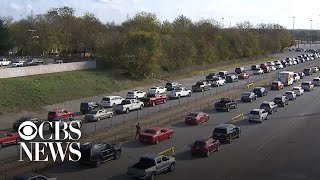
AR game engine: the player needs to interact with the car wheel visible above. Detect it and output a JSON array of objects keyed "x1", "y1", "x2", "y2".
[
  {"x1": 113, "y1": 150, "x2": 121, "y2": 160},
  {"x1": 168, "y1": 134, "x2": 173, "y2": 139},
  {"x1": 95, "y1": 159, "x2": 101, "y2": 168},
  {"x1": 126, "y1": 108, "x2": 130, "y2": 114},
  {"x1": 150, "y1": 172, "x2": 156, "y2": 180},
  {"x1": 178, "y1": 95, "x2": 181, "y2": 99},
  {"x1": 265, "y1": 116, "x2": 268, "y2": 120},
  {"x1": 155, "y1": 139, "x2": 159, "y2": 145},
  {"x1": 234, "y1": 104, "x2": 237, "y2": 109},
  {"x1": 163, "y1": 99, "x2": 166, "y2": 103},
  {"x1": 140, "y1": 105, "x2": 143, "y2": 110},
  {"x1": 97, "y1": 117, "x2": 100, "y2": 122},
  {"x1": 151, "y1": 101, "x2": 155, "y2": 107},
  {"x1": 206, "y1": 150, "x2": 210, "y2": 157},
  {"x1": 227, "y1": 108, "x2": 230, "y2": 112},
  {"x1": 168, "y1": 163, "x2": 175, "y2": 172},
  {"x1": 228, "y1": 135, "x2": 232, "y2": 144},
  {"x1": 188, "y1": 93, "x2": 191, "y2": 97},
  {"x1": 109, "y1": 113, "x2": 113, "y2": 118},
  {"x1": 237, "y1": 132, "x2": 241, "y2": 138},
  {"x1": 70, "y1": 114, "x2": 74, "y2": 118}
]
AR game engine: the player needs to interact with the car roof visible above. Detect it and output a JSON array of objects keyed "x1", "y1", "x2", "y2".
[
  {"x1": 146, "y1": 127, "x2": 162, "y2": 131},
  {"x1": 286, "y1": 91, "x2": 294, "y2": 93},
  {"x1": 49, "y1": 108, "x2": 67, "y2": 112},
  {"x1": 196, "y1": 136, "x2": 212, "y2": 142},
  {"x1": 261, "y1": 101, "x2": 271, "y2": 104},
  {"x1": 103, "y1": 95, "x2": 121, "y2": 98},
  {"x1": 251, "y1": 108, "x2": 262, "y2": 112},
  {"x1": 142, "y1": 153, "x2": 162, "y2": 159},
  {"x1": 275, "y1": 95, "x2": 284, "y2": 98},
  {"x1": 81, "y1": 142, "x2": 110, "y2": 148},
  {"x1": 15, "y1": 173, "x2": 49, "y2": 179},
  {"x1": 254, "y1": 87, "x2": 263, "y2": 89},
  {"x1": 215, "y1": 123, "x2": 235, "y2": 129}
]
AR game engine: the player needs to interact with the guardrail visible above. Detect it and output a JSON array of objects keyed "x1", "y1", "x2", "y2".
[
  {"x1": 246, "y1": 83, "x2": 254, "y2": 88},
  {"x1": 158, "y1": 147, "x2": 175, "y2": 156}
]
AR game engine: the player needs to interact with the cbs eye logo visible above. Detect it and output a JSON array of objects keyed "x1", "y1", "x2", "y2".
[{"x1": 18, "y1": 121, "x2": 38, "y2": 141}]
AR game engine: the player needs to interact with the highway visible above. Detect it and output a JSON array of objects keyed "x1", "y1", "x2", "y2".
[
  {"x1": 35, "y1": 58, "x2": 320, "y2": 179},
  {"x1": 1, "y1": 50, "x2": 319, "y2": 162}
]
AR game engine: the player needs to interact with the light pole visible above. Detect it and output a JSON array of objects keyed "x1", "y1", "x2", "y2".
[
  {"x1": 222, "y1": 18, "x2": 224, "y2": 28},
  {"x1": 292, "y1": 16, "x2": 296, "y2": 47},
  {"x1": 310, "y1": 19, "x2": 313, "y2": 48}
]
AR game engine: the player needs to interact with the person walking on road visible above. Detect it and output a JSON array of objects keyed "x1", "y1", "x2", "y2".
[{"x1": 135, "y1": 123, "x2": 141, "y2": 139}]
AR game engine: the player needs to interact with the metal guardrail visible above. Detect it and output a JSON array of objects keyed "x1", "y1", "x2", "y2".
[{"x1": 158, "y1": 147, "x2": 175, "y2": 156}]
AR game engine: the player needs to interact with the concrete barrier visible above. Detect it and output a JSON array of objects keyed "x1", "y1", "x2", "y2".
[{"x1": 0, "y1": 60, "x2": 96, "y2": 78}]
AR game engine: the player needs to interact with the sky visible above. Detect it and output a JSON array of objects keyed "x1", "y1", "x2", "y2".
[{"x1": 0, "y1": 0, "x2": 319, "y2": 29}]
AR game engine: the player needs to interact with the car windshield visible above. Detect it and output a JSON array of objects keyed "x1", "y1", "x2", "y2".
[
  {"x1": 260, "y1": 103, "x2": 269, "y2": 107},
  {"x1": 302, "y1": 83, "x2": 309, "y2": 86},
  {"x1": 250, "y1": 111, "x2": 260, "y2": 115},
  {"x1": 196, "y1": 82, "x2": 204, "y2": 86},
  {"x1": 150, "y1": 87, "x2": 157, "y2": 90},
  {"x1": 213, "y1": 128, "x2": 227, "y2": 134},
  {"x1": 144, "y1": 129, "x2": 157, "y2": 134},
  {"x1": 274, "y1": 97, "x2": 282, "y2": 101},
  {"x1": 147, "y1": 94, "x2": 156, "y2": 97},
  {"x1": 121, "y1": 100, "x2": 131, "y2": 105},
  {"x1": 242, "y1": 93, "x2": 251, "y2": 96},
  {"x1": 80, "y1": 103, "x2": 89, "y2": 108},
  {"x1": 193, "y1": 141, "x2": 206, "y2": 147},
  {"x1": 212, "y1": 77, "x2": 220, "y2": 81},
  {"x1": 102, "y1": 97, "x2": 110, "y2": 101},
  {"x1": 127, "y1": 92, "x2": 134, "y2": 94},
  {"x1": 187, "y1": 113, "x2": 198, "y2": 117},
  {"x1": 313, "y1": 79, "x2": 320, "y2": 81},
  {"x1": 88, "y1": 111, "x2": 98, "y2": 114},
  {"x1": 272, "y1": 82, "x2": 278, "y2": 85},
  {"x1": 293, "y1": 88, "x2": 300, "y2": 90},
  {"x1": 220, "y1": 98, "x2": 230, "y2": 103}
]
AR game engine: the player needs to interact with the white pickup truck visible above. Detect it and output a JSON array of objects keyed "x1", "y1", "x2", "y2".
[
  {"x1": 168, "y1": 87, "x2": 191, "y2": 99},
  {"x1": 0, "y1": 59, "x2": 11, "y2": 66},
  {"x1": 210, "y1": 76, "x2": 226, "y2": 87},
  {"x1": 113, "y1": 99, "x2": 144, "y2": 114}
]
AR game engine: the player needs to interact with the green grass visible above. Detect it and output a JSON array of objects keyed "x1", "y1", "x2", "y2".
[
  {"x1": 0, "y1": 69, "x2": 159, "y2": 113},
  {"x1": 0, "y1": 54, "x2": 280, "y2": 114}
]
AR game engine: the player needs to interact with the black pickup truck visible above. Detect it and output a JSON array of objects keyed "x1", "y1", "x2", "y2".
[
  {"x1": 214, "y1": 98, "x2": 237, "y2": 112},
  {"x1": 192, "y1": 81, "x2": 211, "y2": 92}
]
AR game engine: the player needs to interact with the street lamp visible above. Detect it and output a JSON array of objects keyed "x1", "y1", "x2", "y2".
[
  {"x1": 222, "y1": 18, "x2": 224, "y2": 28},
  {"x1": 310, "y1": 19, "x2": 313, "y2": 48},
  {"x1": 292, "y1": 16, "x2": 296, "y2": 47}
]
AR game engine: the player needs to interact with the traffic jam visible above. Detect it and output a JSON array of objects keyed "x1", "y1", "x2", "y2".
[{"x1": 3, "y1": 51, "x2": 320, "y2": 180}]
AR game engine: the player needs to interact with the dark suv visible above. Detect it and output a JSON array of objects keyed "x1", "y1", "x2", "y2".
[
  {"x1": 212, "y1": 124, "x2": 241, "y2": 144},
  {"x1": 78, "y1": 142, "x2": 122, "y2": 168},
  {"x1": 253, "y1": 87, "x2": 268, "y2": 97},
  {"x1": 80, "y1": 101, "x2": 99, "y2": 114},
  {"x1": 303, "y1": 68, "x2": 313, "y2": 76},
  {"x1": 273, "y1": 95, "x2": 289, "y2": 107},
  {"x1": 226, "y1": 74, "x2": 238, "y2": 83}
]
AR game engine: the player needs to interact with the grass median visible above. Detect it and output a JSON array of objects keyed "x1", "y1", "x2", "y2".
[{"x1": 0, "y1": 54, "x2": 279, "y2": 114}]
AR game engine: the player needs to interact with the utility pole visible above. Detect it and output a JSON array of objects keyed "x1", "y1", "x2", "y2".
[
  {"x1": 222, "y1": 17, "x2": 224, "y2": 28},
  {"x1": 310, "y1": 19, "x2": 313, "y2": 48},
  {"x1": 292, "y1": 16, "x2": 296, "y2": 47}
]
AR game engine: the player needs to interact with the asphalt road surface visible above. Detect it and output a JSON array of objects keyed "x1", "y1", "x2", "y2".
[
  {"x1": 1, "y1": 50, "x2": 319, "y2": 162},
  {"x1": 35, "y1": 59, "x2": 320, "y2": 179}
]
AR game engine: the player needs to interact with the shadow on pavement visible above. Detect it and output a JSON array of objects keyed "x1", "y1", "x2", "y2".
[
  {"x1": 174, "y1": 150, "x2": 194, "y2": 161},
  {"x1": 170, "y1": 121, "x2": 188, "y2": 128},
  {"x1": 108, "y1": 173, "x2": 129, "y2": 180},
  {"x1": 41, "y1": 161, "x2": 86, "y2": 174},
  {"x1": 121, "y1": 139, "x2": 150, "y2": 149}
]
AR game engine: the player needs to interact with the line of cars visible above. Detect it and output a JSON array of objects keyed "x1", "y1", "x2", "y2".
[
  {"x1": 8, "y1": 52, "x2": 320, "y2": 179},
  {"x1": 0, "y1": 58, "x2": 44, "y2": 67}
]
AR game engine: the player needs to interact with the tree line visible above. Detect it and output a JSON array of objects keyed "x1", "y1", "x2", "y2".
[{"x1": 0, "y1": 6, "x2": 293, "y2": 78}]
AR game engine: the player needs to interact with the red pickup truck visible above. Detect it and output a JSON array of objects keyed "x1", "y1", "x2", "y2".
[
  {"x1": 0, "y1": 131, "x2": 20, "y2": 149},
  {"x1": 141, "y1": 94, "x2": 167, "y2": 107}
]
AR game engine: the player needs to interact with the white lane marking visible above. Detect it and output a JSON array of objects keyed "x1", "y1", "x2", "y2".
[
  {"x1": 256, "y1": 136, "x2": 277, "y2": 151},
  {"x1": 300, "y1": 113, "x2": 305, "y2": 117}
]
